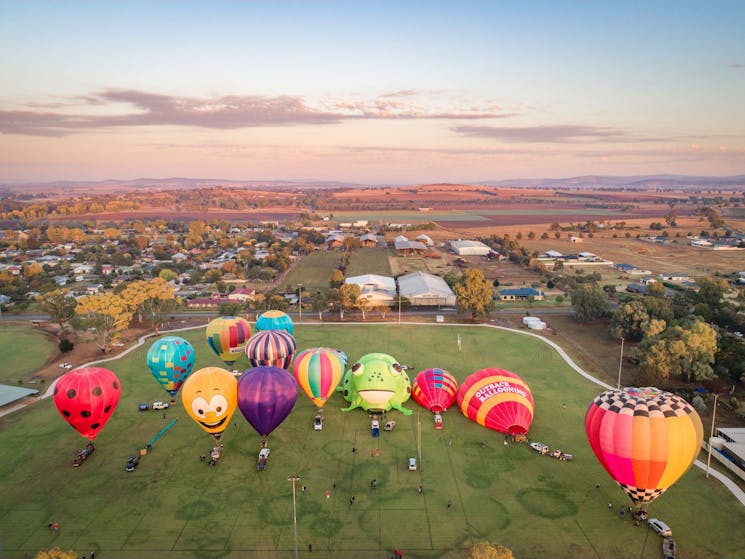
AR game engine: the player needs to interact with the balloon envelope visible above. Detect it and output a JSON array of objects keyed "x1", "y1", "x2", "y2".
[
  {"x1": 293, "y1": 347, "x2": 345, "y2": 408},
  {"x1": 181, "y1": 367, "x2": 237, "y2": 440},
  {"x1": 412, "y1": 368, "x2": 458, "y2": 413},
  {"x1": 255, "y1": 310, "x2": 294, "y2": 335},
  {"x1": 53, "y1": 367, "x2": 121, "y2": 440},
  {"x1": 238, "y1": 366, "x2": 298, "y2": 437},
  {"x1": 205, "y1": 316, "x2": 252, "y2": 366},
  {"x1": 585, "y1": 386, "x2": 704, "y2": 506},
  {"x1": 245, "y1": 330, "x2": 297, "y2": 370},
  {"x1": 146, "y1": 336, "x2": 195, "y2": 398},
  {"x1": 457, "y1": 368, "x2": 534, "y2": 435}
]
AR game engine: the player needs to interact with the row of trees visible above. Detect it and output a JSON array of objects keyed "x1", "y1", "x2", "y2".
[
  {"x1": 570, "y1": 277, "x2": 745, "y2": 386},
  {"x1": 36, "y1": 278, "x2": 178, "y2": 351}
]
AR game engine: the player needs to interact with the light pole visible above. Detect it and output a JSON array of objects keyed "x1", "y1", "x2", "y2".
[
  {"x1": 288, "y1": 475, "x2": 300, "y2": 559},
  {"x1": 706, "y1": 394, "x2": 720, "y2": 479},
  {"x1": 297, "y1": 284, "x2": 303, "y2": 321},
  {"x1": 617, "y1": 337, "x2": 624, "y2": 389}
]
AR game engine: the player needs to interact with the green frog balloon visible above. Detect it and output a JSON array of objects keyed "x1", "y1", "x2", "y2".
[{"x1": 338, "y1": 352, "x2": 412, "y2": 415}]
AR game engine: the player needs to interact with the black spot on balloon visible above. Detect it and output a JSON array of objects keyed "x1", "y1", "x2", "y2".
[
  {"x1": 92, "y1": 386, "x2": 102, "y2": 396},
  {"x1": 90, "y1": 422, "x2": 100, "y2": 430},
  {"x1": 113, "y1": 381, "x2": 119, "y2": 390},
  {"x1": 66, "y1": 389, "x2": 76, "y2": 399},
  {"x1": 62, "y1": 410, "x2": 70, "y2": 417},
  {"x1": 104, "y1": 405, "x2": 111, "y2": 413},
  {"x1": 81, "y1": 410, "x2": 91, "y2": 418}
]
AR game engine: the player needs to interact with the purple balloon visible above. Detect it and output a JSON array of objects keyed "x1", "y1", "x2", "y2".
[{"x1": 237, "y1": 366, "x2": 298, "y2": 437}]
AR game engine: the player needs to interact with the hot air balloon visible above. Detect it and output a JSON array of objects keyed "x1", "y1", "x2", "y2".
[
  {"x1": 237, "y1": 366, "x2": 297, "y2": 438},
  {"x1": 457, "y1": 368, "x2": 534, "y2": 435},
  {"x1": 146, "y1": 336, "x2": 195, "y2": 400},
  {"x1": 245, "y1": 330, "x2": 297, "y2": 370},
  {"x1": 255, "y1": 310, "x2": 294, "y2": 335},
  {"x1": 411, "y1": 368, "x2": 458, "y2": 413},
  {"x1": 292, "y1": 347, "x2": 345, "y2": 409},
  {"x1": 585, "y1": 386, "x2": 704, "y2": 508},
  {"x1": 53, "y1": 367, "x2": 121, "y2": 440},
  {"x1": 181, "y1": 366, "x2": 237, "y2": 440},
  {"x1": 205, "y1": 316, "x2": 252, "y2": 366}
]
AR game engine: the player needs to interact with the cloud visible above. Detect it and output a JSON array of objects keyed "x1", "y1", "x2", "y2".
[
  {"x1": 729, "y1": 63, "x2": 744, "y2": 69},
  {"x1": 1, "y1": 89, "x2": 511, "y2": 136},
  {"x1": 451, "y1": 124, "x2": 671, "y2": 144}
]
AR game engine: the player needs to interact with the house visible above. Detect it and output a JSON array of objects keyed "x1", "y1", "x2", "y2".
[
  {"x1": 690, "y1": 239, "x2": 714, "y2": 248},
  {"x1": 659, "y1": 273, "x2": 691, "y2": 282},
  {"x1": 397, "y1": 272, "x2": 456, "y2": 306},
  {"x1": 639, "y1": 277, "x2": 658, "y2": 285},
  {"x1": 415, "y1": 234, "x2": 434, "y2": 247},
  {"x1": 497, "y1": 287, "x2": 545, "y2": 301},
  {"x1": 53, "y1": 275, "x2": 69, "y2": 286},
  {"x1": 393, "y1": 235, "x2": 427, "y2": 255},
  {"x1": 86, "y1": 283, "x2": 104, "y2": 294},
  {"x1": 326, "y1": 233, "x2": 345, "y2": 249},
  {"x1": 345, "y1": 274, "x2": 397, "y2": 305},
  {"x1": 228, "y1": 288, "x2": 256, "y2": 302},
  {"x1": 709, "y1": 427, "x2": 745, "y2": 481},
  {"x1": 545, "y1": 250, "x2": 563, "y2": 258},
  {"x1": 615, "y1": 263, "x2": 636, "y2": 273},
  {"x1": 359, "y1": 233, "x2": 378, "y2": 247},
  {"x1": 450, "y1": 239, "x2": 491, "y2": 256}
]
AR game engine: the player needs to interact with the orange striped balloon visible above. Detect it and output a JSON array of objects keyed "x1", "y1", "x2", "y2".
[{"x1": 457, "y1": 368, "x2": 534, "y2": 435}]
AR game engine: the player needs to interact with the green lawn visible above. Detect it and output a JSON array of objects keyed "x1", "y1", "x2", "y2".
[
  {"x1": 346, "y1": 248, "x2": 392, "y2": 277},
  {"x1": 281, "y1": 251, "x2": 341, "y2": 293},
  {"x1": 0, "y1": 324, "x2": 57, "y2": 384},
  {"x1": 0, "y1": 324, "x2": 742, "y2": 559}
]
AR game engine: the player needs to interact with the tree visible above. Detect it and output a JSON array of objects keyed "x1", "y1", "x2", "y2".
[
  {"x1": 74, "y1": 292, "x2": 132, "y2": 352},
  {"x1": 332, "y1": 283, "x2": 359, "y2": 319},
  {"x1": 36, "y1": 289, "x2": 77, "y2": 332},
  {"x1": 646, "y1": 281, "x2": 665, "y2": 298},
  {"x1": 469, "y1": 541, "x2": 514, "y2": 559},
  {"x1": 329, "y1": 269, "x2": 345, "y2": 288},
  {"x1": 611, "y1": 300, "x2": 666, "y2": 342},
  {"x1": 121, "y1": 278, "x2": 179, "y2": 332},
  {"x1": 696, "y1": 277, "x2": 729, "y2": 309},
  {"x1": 453, "y1": 268, "x2": 494, "y2": 321},
  {"x1": 570, "y1": 283, "x2": 610, "y2": 321},
  {"x1": 636, "y1": 320, "x2": 718, "y2": 384},
  {"x1": 310, "y1": 291, "x2": 329, "y2": 320},
  {"x1": 356, "y1": 295, "x2": 372, "y2": 320},
  {"x1": 218, "y1": 301, "x2": 243, "y2": 316}
]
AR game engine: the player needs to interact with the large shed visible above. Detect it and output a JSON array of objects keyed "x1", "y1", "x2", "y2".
[
  {"x1": 398, "y1": 271, "x2": 456, "y2": 306},
  {"x1": 450, "y1": 239, "x2": 491, "y2": 256},
  {"x1": 345, "y1": 274, "x2": 397, "y2": 305}
]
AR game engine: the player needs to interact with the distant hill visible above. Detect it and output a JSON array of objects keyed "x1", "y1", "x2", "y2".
[{"x1": 2, "y1": 174, "x2": 744, "y2": 194}]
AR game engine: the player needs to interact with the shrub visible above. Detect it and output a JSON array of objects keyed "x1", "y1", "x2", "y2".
[{"x1": 59, "y1": 339, "x2": 74, "y2": 353}]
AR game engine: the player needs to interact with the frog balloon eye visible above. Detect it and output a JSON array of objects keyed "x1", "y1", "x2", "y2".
[
  {"x1": 351, "y1": 362, "x2": 364, "y2": 376},
  {"x1": 191, "y1": 397, "x2": 209, "y2": 418},
  {"x1": 390, "y1": 363, "x2": 403, "y2": 375}
]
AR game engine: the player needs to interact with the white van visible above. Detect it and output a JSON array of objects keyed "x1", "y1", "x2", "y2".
[
  {"x1": 648, "y1": 518, "x2": 672, "y2": 537},
  {"x1": 408, "y1": 457, "x2": 417, "y2": 471}
]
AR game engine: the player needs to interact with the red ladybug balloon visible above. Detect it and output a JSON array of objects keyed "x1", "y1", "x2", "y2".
[{"x1": 53, "y1": 367, "x2": 121, "y2": 440}]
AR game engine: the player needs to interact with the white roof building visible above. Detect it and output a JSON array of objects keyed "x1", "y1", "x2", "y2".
[
  {"x1": 450, "y1": 239, "x2": 491, "y2": 256},
  {"x1": 345, "y1": 274, "x2": 397, "y2": 305},
  {"x1": 415, "y1": 234, "x2": 434, "y2": 246},
  {"x1": 397, "y1": 271, "x2": 456, "y2": 306}
]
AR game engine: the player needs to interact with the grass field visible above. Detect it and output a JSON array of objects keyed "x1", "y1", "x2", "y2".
[
  {"x1": 0, "y1": 325, "x2": 56, "y2": 384},
  {"x1": 1, "y1": 324, "x2": 743, "y2": 559},
  {"x1": 281, "y1": 251, "x2": 341, "y2": 293},
  {"x1": 346, "y1": 248, "x2": 393, "y2": 277}
]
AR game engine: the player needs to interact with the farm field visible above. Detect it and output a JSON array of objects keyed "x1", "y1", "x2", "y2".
[
  {"x1": 1, "y1": 324, "x2": 743, "y2": 559},
  {"x1": 280, "y1": 251, "x2": 341, "y2": 293},
  {"x1": 345, "y1": 248, "x2": 393, "y2": 277}
]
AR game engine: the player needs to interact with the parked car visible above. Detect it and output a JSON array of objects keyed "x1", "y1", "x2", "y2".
[
  {"x1": 138, "y1": 403, "x2": 149, "y2": 411},
  {"x1": 125, "y1": 455, "x2": 140, "y2": 472},
  {"x1": 313, "y1": 414, "x2": 323, "y2": 431},
  {"x1": 59, "y1": 362, "x2": 73, "y2": 369},
  {"x1": 73, "y1": 443, "x2": 95, "y2": 467},
  {"x1": 408, "y1": 457, "x2": 417, "y2": 471},
  {"x1": 152, "y1": 401, "x2": 169, "y2": 410},
  {"x1": 530, "y1": 442, "x2": 549, "y2": 454},
  {"x1": 648, "y1": 518, "x2": 672, "y2": 537}
]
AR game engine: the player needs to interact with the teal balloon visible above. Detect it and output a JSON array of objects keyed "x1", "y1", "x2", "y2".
[
  {"x1": 147, "y1": 336, "x2": 196, "y2": 398},
  {"x1": 255, "y1": 310, "x2": 294, "y2": 335}
]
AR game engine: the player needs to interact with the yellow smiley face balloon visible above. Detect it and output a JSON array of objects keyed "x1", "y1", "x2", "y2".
[{"x1": 181, "y1": 367, "x2": 237, "y2": 440}]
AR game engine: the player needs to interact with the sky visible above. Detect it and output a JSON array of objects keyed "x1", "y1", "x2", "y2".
[{"x1": 1, "y1": 0, "x2": 744, "y2": 184}]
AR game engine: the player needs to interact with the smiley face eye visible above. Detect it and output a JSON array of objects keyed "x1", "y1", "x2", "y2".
[
  {"x1": 391, "y1": 363, "x2": 402, "y2": 375},
  {"x1": 191, "y1": 397, "x2": 209, "y2": 418},
  {"x1": 210, "y1": 395, "x2": 228, "y2": 417},
  {"x1": 352, "y1": 363, "x2": 364, "y2": 376}
]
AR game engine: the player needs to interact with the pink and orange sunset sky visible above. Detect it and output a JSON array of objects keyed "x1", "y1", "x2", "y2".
[{"x1": 1, "y1": 1, "x2": 744, "y2": 184}]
